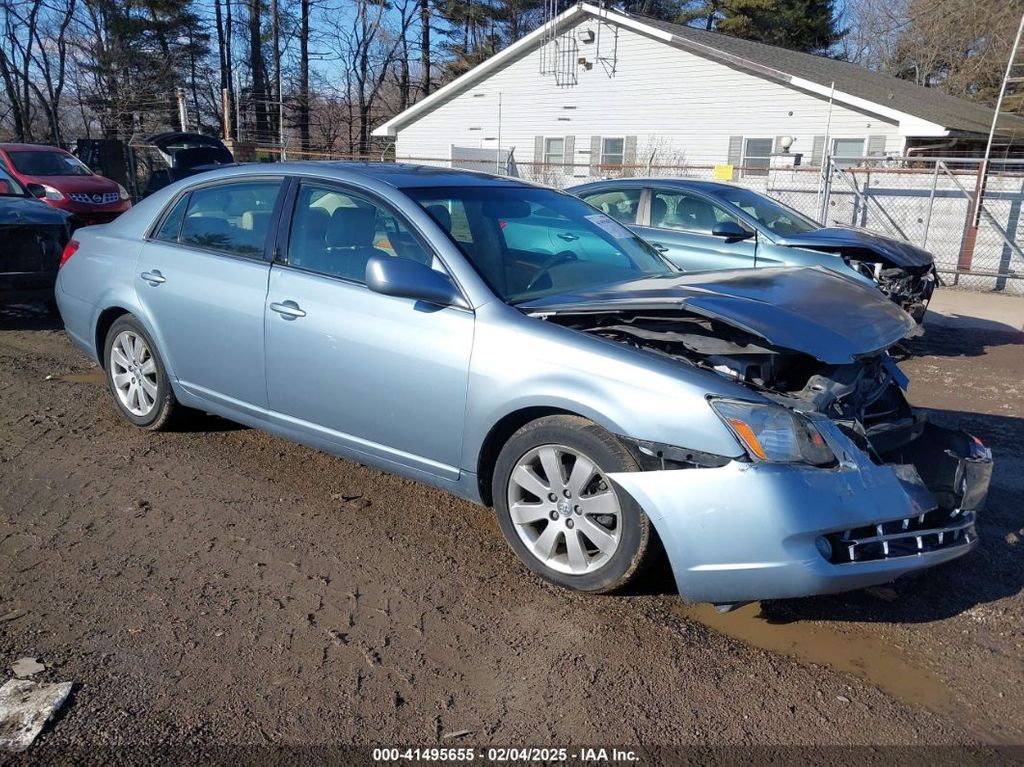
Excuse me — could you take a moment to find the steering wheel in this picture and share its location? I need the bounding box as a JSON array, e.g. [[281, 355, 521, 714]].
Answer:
[[524, 251, 578, 292]]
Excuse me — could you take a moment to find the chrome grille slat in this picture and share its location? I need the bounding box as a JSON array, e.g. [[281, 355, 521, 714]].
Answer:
[[839, 517, 974, 547]]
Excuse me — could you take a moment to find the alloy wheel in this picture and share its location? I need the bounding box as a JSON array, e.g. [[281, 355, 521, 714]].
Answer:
[[506, 444, 622, 575], [110, 330, 158, 417]]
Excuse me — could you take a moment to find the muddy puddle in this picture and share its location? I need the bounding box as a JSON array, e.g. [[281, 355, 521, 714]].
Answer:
[[52, 370, 105, 385], [677, 602, 1003, 742]]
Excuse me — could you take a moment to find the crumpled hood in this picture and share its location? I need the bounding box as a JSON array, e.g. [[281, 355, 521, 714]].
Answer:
[[775, 227, 933, 269], [0, 196, 72, 226], [518, 266, 917, 364]]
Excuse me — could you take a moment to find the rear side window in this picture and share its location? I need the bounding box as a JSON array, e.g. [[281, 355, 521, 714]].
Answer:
[[154, 194, 189, 242], [580, 188, 641, 225], [176, 180, 282, 257]]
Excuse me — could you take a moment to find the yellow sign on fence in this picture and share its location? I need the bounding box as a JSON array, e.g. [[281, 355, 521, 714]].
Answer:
[[713, 164, 734, 181]]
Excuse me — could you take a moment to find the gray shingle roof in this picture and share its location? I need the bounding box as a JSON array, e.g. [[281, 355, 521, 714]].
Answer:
[[634, 13, 1019, 136]]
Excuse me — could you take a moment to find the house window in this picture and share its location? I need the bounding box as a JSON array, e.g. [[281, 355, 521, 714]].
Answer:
[[601, 137, 625, 167], [543, 137, 565, 165], [832, 138, 865, 168], [742, 138, 773, 177]]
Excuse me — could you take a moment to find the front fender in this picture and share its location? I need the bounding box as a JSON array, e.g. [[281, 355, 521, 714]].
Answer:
[[462, 304, 747, 471]]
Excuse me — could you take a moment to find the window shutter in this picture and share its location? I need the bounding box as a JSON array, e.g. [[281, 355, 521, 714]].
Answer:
[[727, 135, 743, 180], [867, 135, 887, 156], [590, 135, 602, 173], [811, 135, 826, 167], [534, 135, 544, 164], [622, 135, 637, 177], [563, 135, 575, 171]]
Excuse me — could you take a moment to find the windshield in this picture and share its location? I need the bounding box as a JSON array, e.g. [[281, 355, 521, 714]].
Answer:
[[0, 165, 27, 196], [8, 150, 94, 177], [404, 186, 677, 303], [711, 187, 820, 236]]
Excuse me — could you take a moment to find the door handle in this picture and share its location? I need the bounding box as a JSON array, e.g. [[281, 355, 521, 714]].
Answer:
[[651, 243, 669, 253], [270, 300, 306, 319], [556, 232, 579, 242], [140, 270, 166, 285]]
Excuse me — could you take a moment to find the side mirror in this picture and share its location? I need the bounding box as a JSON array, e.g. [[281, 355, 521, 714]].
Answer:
[[712, 220, 754, 241], [365, 255, 467, 308], [26, 182, 46, 199]]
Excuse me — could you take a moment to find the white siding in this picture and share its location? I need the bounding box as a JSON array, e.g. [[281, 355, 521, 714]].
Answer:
[[393, 20, 906, 172]]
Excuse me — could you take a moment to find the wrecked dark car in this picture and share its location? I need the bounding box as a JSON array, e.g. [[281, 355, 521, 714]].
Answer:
[[139, 132, 235, 197], [570, 179, 937, 321], [0, 164, 72, 303], [56, 166, 986, 608]]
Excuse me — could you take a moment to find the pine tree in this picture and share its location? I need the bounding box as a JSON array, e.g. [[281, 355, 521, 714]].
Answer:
[[682, 0, 846, 55]]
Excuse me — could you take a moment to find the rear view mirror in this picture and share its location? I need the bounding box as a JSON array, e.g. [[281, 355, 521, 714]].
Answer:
[[365, 255, 467, 308], [26, 183, 46, 199], [712, 221, 754, 241]]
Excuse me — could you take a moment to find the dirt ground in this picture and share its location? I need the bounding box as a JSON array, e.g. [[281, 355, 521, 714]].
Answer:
[[1, 301, 1022, 756]]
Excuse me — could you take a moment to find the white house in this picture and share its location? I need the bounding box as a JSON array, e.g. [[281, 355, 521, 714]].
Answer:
[[372, 3, 1020, 180]]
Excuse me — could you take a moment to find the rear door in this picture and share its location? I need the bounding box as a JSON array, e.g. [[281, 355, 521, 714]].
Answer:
[[635, 188, 756, 272], [135, 177, 284, 409]]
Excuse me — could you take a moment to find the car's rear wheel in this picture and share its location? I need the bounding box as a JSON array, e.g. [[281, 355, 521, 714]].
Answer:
[[103, 315, 180, 430], [492, 415, 655, 593]]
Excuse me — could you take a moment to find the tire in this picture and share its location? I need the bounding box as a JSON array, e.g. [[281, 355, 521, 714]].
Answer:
[[492, 415, 656, 593], [102, 314, 181, 431]]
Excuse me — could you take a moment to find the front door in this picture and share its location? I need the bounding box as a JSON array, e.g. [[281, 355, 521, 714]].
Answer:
[[135, 177, 283, 409], [263, 180, 473, 479], [636, 188, 756, 272]]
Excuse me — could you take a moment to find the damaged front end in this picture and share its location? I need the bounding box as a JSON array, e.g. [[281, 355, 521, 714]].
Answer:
[[845, 258, 937, 323], [546, 308, 992, 603]]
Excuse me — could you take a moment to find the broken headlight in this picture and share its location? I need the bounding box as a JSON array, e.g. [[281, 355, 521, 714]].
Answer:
[[710, 399, 835, 466]]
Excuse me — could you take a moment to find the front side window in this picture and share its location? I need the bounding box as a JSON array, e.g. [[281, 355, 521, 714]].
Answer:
[[8, 150, 94, 177], [543, 138, 565, 165], [154, 194, 190, 242], [600, 138, 625, 167], [178, 180, 282, 257], [580, 188, 641, 225], [0, 165, 27, 196], [742, 138, 773, 177], [651, 190, 737, 235], [404, 185, 675, 304], [832, 138, 865, 169], [711, 187, 820, 236], [287, 184, 434, 283]]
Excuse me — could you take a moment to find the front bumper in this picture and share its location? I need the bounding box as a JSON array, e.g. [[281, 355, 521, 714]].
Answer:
[[608, 418, 991, 604]]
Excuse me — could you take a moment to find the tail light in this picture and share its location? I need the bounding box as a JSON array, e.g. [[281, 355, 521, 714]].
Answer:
[[59, 239, 80, 268]]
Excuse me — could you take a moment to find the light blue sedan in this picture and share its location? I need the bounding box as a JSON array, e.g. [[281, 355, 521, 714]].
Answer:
[[569, 179, 937, 321], [55, 163, 990, 608]]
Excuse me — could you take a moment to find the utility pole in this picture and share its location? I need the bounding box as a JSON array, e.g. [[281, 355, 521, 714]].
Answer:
[[959, 10, 1024, 272], [272, 0, 284, 160], [176, 87, 188, 132]]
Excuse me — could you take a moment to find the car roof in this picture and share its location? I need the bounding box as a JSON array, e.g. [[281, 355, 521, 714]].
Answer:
[[571, 178, 744, 195], [0, 143, 70, 153], [183, 161, 538, 190]]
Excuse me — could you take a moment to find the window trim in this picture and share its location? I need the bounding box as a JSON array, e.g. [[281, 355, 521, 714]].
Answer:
[[831, 137, 866, 167], [543, 137, 566, 165], [741, 137, 774, 178], [275, 176, 472, 310], [144, 175, 288, 263], [599, 137, 625, 168]]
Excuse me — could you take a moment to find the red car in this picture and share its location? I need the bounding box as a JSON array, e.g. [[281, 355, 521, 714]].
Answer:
[[0, 143, 131, 226]]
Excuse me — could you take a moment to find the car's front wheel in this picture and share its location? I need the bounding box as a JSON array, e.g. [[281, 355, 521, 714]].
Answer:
[[492, 415, 656, 593], [103, 315, 181, 430]]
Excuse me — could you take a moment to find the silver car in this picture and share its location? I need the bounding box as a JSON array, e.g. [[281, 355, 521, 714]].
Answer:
[[55, 164, 991, 608]]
